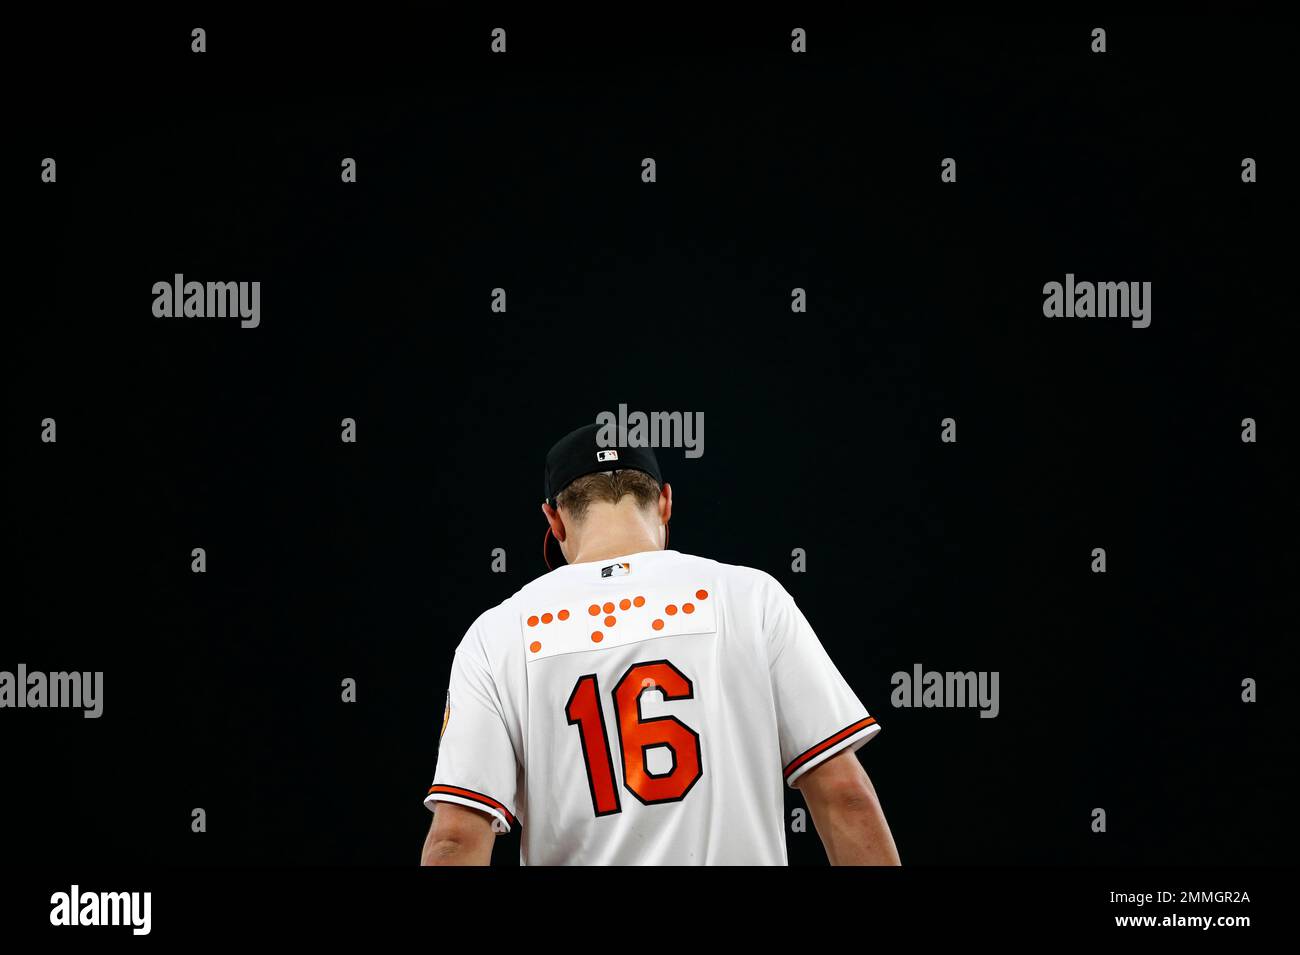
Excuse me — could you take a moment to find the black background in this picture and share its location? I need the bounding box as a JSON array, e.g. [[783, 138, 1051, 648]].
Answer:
[[6, 11, 1291, 868]]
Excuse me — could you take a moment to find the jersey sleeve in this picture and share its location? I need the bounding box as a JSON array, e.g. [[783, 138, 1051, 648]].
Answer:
[[424, 630, 520, 833], [764, 577, 882, 787]]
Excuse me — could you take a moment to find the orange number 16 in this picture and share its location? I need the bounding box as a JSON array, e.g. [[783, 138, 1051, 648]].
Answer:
[[564, 660, 703, 817]]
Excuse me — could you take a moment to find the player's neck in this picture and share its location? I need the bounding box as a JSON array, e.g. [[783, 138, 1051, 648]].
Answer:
[[567, 509, 664, 566]]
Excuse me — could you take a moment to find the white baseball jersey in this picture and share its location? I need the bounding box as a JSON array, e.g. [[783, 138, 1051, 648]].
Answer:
[[425, 549, 881, 865]]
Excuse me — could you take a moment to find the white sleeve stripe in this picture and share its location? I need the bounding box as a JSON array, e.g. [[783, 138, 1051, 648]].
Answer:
[[424, 791, 515, 833], [784, 721, 882, 787]]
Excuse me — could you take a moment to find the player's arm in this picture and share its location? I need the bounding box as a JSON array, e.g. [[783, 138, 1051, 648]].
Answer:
[[420, 802, 496, 866], [795, 749, 900, 866], [422, 629, 520, 866]]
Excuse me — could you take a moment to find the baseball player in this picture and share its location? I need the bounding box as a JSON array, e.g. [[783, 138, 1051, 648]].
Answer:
[[420, 423, 899, 865]]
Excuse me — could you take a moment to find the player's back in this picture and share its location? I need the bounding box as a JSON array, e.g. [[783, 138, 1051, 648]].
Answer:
[[427, 549, 880, 865]]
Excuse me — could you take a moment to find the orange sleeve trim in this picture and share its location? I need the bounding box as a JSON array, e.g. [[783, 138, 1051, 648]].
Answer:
[[783, 717, 879, 779], [426, 785, 517, 828]]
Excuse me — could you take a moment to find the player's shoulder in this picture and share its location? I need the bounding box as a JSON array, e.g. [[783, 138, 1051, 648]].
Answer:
[[459, 571, 579, 654], [671, 551, 778, 587], [661, 551, 792, 609], [460, 589, 531, 651], [460, 552, 785, 654]]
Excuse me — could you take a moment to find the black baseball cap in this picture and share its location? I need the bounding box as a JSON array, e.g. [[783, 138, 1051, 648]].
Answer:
[[542, 423, 664, 569]]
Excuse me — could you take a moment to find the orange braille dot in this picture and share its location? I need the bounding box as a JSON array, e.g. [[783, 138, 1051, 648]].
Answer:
[[619, 598, 631, 611], [683, 602, 695, 614], [588, 604, 600, 616], [696, 589, 708, 600], [541, 612, 553, 624], [591, 631, 604, 643], [605, 615, 616, 627], [633, 596, 645, 607], [527, 616, 539, 627], [666, 604, 677, 616], [529, 641, 541, 653], [558, 609, 570, 621], [603, 602, 615, 614], [652, 619, 664, 631]]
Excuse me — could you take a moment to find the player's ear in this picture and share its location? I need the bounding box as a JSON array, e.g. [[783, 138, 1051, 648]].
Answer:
[[658, 482, 672, 526], [541, 501, 567, 542]]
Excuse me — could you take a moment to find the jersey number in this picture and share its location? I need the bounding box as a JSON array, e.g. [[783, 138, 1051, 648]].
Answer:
[[564, 660, 703, 816]]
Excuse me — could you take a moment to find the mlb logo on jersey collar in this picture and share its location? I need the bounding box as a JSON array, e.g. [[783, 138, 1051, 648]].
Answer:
[[600, 562, 630, 578], [522, 588, 715, 662]]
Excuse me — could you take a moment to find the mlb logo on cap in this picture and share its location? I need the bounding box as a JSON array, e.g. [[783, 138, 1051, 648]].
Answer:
[[597, 449, 619, 462]]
